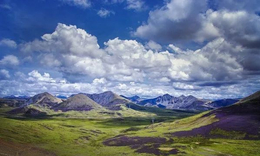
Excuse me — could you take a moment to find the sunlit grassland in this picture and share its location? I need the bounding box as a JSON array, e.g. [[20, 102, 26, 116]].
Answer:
[[0, 107, 260, 156], [0, 106, 194, 156], [125, 111, 218, 137], [0, 114, 151, 156]]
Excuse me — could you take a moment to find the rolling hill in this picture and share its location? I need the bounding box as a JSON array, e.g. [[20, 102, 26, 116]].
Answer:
[[25, 92, 62, 108], [102, 91, 260, 156], [54, 94, 102, 111], [1, 91, 259, 156]]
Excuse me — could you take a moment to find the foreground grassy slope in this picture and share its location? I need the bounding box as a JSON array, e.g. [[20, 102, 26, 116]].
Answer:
[[103, 109, 260, 156], [0, 106, 196, 156], [0, 116, 140, 156], [1, 108, 259, 156], [105, 91, 260, 156], [1, 90, 260, 156]]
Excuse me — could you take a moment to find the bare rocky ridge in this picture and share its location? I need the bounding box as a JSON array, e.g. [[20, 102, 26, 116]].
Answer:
[[132, 94, 238, 111], [137, 94, 211, 110]]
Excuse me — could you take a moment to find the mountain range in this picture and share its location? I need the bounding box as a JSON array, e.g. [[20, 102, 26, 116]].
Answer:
[[1, 91, 240, 116], [122, 94, 238, 111], [1, 90, 260, 155], [138, 94, 208, 110]]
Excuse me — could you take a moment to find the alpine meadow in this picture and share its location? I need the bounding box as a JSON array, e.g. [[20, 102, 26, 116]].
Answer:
[[0, 0, 260, 156]]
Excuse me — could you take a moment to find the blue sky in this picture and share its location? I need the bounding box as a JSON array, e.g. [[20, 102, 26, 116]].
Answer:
[[0, 0, 260, 99]]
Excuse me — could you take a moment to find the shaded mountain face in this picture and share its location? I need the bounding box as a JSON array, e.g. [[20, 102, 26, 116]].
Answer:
[[54, 94, 101, 112], [137, 94, 211, 110], [25, 92, 62, 108], [238, 90, 260, 103], [86, 91, 130, 109], [8, 92, 63, 116], [171, 90, 260, 139], [24, 108, 47, 117], [0, 95, 30, 108], [206, 99, 239, 108], [0, 98, 27, 107], [120, 95, 142, 103]]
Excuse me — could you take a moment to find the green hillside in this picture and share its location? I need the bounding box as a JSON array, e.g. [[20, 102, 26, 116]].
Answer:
[[0, 91, 260, 156]]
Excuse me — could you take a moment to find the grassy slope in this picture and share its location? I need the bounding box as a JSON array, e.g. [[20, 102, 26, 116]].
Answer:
[[125, 111, 218, 137], [0, 113, 149, 156], [121, 99, 260, 156], [0, 106, 195, 156], [121, 113, 260, 156], [0, 104, 260, 156]]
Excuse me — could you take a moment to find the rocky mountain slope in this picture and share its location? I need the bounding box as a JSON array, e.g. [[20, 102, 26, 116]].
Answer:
[[54, 94, 102, 112], [25, 92, 62, 108], [86, 91, 130, 109], [137, 94, 211, 110], [8, 92, 62, 116]]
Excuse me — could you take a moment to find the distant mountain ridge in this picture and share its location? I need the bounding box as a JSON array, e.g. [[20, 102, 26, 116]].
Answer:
[[121, 94, 239, 111], [3, 95, 30, 100], [135, 94, 211, 111], [3, 91, 240, 114], [120, 95, 143, 103]]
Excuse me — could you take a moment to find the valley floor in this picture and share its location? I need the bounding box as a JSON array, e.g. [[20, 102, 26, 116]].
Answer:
[[0, 108, 259, 156]]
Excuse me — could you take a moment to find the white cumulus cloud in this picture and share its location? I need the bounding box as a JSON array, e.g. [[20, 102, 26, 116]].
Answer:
[[0, 55, 20, 67]]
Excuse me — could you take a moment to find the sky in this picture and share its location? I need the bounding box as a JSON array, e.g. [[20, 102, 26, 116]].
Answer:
[[0, 0, 260, 99]]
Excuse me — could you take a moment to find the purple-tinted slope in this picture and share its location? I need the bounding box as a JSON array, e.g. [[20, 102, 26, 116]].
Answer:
[[170, 91, 260, 139]]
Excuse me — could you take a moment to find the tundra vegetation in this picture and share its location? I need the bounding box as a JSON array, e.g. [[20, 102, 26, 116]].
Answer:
[[0, 91, 260, 156]]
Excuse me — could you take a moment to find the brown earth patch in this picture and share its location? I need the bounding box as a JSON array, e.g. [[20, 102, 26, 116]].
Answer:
[[103, 136, 182, 155], [0, 139, 56, 156]]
